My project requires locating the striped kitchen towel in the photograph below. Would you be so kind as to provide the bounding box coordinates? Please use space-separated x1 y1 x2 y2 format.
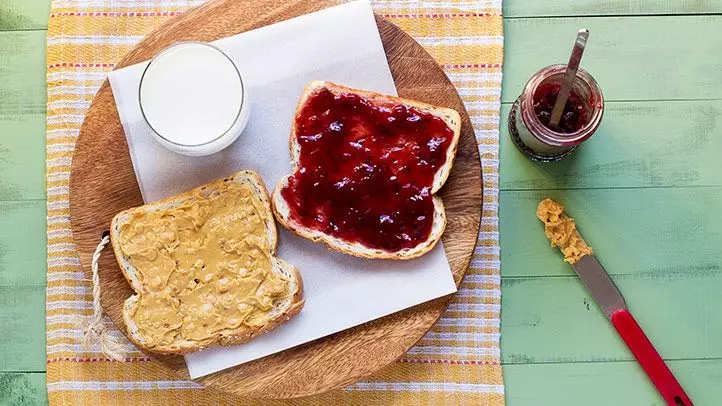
45 0 504 404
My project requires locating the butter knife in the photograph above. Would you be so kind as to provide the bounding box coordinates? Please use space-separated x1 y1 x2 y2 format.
572 254 693 406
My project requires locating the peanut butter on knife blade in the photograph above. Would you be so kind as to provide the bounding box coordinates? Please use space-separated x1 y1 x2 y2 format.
536 198 593 264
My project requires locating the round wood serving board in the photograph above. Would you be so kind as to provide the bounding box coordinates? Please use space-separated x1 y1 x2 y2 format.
69 0 482 399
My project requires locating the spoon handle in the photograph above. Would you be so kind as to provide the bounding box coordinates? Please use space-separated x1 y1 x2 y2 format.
549 29 589 130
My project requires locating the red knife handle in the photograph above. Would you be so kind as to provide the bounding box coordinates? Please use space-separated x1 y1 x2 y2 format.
611 308 693 406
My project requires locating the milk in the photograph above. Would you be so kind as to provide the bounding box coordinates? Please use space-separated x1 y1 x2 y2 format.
139 42 248 155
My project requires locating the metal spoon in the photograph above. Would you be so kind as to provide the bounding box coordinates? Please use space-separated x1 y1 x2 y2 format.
549 29 589 130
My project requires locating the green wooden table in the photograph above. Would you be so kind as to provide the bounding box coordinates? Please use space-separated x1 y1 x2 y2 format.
1 1 721 404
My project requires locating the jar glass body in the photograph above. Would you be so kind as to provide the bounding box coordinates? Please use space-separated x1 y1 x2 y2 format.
509 64 604 161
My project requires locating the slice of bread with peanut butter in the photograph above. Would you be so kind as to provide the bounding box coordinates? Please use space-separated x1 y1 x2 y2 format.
110 170 303 355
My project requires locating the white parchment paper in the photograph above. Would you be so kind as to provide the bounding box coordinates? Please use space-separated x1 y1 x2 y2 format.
107 0 456 379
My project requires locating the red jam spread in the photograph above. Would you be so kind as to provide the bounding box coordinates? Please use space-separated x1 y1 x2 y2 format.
533 83 589 134
280 88 455 252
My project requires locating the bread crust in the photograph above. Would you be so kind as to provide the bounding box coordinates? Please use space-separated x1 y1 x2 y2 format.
111 170 304 355
273 81 460 260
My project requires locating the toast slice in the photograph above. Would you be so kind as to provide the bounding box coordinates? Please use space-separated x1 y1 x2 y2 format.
110 170 303 355
272 81 461 260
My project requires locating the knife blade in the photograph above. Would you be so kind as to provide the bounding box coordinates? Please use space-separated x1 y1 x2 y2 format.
571 255 626 319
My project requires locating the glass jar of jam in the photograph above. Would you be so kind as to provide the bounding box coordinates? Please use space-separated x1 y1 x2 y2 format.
508 64 604 161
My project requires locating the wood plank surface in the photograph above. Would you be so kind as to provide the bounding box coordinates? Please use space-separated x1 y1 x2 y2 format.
0 2 49 400
500 272 722 363
0 286 45 372
503 359 722 405
0 30 46 202
0 120 46 201
497 13 722 406
504 0 722 18
0 373 46 405
0 0 50 31
500 101 722 190
0 201 47 286
500 187 722 278
0 31 47 117
502 16 722 102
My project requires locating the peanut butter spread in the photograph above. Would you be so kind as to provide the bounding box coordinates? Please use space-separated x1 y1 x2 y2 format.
117 181 290 348
536 198 593 264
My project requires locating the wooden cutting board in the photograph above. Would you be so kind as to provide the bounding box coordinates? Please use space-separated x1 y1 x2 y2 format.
69 0 482 399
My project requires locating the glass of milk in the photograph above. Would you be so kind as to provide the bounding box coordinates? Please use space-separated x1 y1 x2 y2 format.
138 42 250 156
